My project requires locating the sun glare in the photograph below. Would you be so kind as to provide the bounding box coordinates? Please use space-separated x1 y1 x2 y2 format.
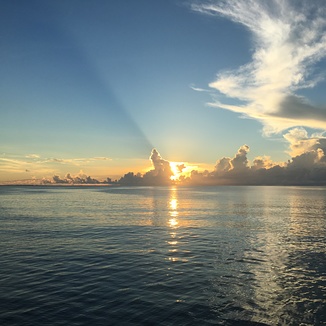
170 161 199 181
170 162 184 181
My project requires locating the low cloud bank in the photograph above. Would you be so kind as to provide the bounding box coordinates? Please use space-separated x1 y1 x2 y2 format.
118 129 326 186
118 149 173 186
44 128 326 186
187 148 326 186
42 171 112 185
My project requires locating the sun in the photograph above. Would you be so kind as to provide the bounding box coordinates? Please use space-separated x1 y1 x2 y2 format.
170 162 185 181
169 162 202 181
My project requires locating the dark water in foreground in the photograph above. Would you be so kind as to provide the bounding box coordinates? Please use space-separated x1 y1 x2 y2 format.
0 186 325 325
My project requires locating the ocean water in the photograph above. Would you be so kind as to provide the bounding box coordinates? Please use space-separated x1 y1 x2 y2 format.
0 186 325 326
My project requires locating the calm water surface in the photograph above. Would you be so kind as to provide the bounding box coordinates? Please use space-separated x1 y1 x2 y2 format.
0 186 325 325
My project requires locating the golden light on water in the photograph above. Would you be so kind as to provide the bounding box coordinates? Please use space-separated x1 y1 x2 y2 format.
170 198 177 210
168 192 180 262
167 190 190 264
169 188 179 227
168 218 178 227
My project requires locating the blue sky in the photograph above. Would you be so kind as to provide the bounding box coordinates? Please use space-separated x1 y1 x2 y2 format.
1 0 326 183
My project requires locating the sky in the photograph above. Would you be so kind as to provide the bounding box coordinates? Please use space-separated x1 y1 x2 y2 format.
1 0 326 185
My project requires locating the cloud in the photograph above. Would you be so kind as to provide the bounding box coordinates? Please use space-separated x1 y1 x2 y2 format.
1 154 112 171
181 144 326 186
0 157 36 174
148 148 173 176
283 127 326 157
230 144 250 171
40 157 112 165
251 156 275 170
0 152 113 183
119 149 173 186
0 157 28 166
25 154 40 159
213 145 250 176
52 175 69 184
192 0 326 134
5 139 326 186
92 157 112 161
176 163 186 173
190 84 211 92
182 127 326 185
50 141 326 186
274 95 326 121
46 170 111 185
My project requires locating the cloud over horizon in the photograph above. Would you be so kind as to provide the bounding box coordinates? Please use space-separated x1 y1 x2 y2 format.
192 0 326 134
4 134 326 186
90 135 326 186
46 170 111 185
118 149 173 186
117 129 326 185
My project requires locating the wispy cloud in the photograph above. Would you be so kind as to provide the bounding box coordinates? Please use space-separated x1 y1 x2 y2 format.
189 84 211 92
25 154 40 159
0 156 57 176
0 154 112 177
192 0 326 134
37 157 112 165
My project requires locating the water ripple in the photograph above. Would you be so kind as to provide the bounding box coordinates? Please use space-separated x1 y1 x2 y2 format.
0 186 325 325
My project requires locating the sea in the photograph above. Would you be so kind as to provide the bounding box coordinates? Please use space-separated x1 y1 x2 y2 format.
0 185 325 326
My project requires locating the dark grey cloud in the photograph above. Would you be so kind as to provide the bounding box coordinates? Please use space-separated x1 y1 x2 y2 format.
271 95 326 121
45 173 111 185
184 142 326 186
119 149 173 186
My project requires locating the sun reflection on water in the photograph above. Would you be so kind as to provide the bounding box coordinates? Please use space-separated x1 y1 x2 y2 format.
167 188 182 263
170 198 178 211
168 217 178 227
169 188 179 228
